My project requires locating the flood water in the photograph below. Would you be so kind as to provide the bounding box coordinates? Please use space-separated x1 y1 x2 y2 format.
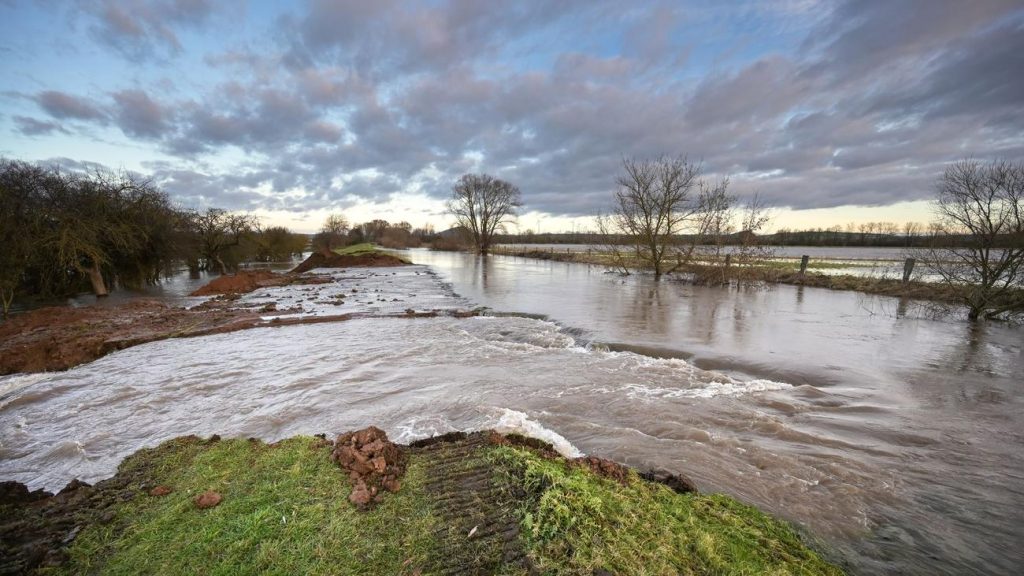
2 251 1023 575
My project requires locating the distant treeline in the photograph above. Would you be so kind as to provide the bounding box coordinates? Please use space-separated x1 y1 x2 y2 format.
0 160 309 316
493 228 1018 249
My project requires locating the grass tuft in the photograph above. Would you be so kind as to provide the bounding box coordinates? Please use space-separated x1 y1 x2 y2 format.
490 445 843 575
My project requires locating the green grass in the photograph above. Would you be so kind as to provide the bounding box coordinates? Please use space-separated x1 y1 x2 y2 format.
491 445 843 576
331 243 379 256
49 437 435 576
46 436 843 575
331 242 412 264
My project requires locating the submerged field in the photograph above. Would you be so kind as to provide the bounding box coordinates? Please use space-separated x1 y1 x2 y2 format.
3 433 842 575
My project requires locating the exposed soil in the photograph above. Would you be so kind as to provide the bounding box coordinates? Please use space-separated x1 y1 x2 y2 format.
189 269 331 297
0 448 168 575
331 427 407 509
414 432 530 574
0 300 263 375
290 251 410 274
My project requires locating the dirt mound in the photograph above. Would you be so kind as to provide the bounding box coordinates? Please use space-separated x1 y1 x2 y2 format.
290 251 408 274
331 427 407 509
190 270 282 296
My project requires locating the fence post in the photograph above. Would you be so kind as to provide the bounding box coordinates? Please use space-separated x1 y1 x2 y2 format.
799 255 809 275
902 258 916 284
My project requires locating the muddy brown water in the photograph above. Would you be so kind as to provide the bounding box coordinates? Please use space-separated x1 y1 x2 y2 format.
1 250 1022 574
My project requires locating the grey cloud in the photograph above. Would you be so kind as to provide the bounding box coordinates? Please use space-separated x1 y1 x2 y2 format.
35 90 106 121
19 0 1024 218
13 116 70 136
81 0 219 60
111 89 170 138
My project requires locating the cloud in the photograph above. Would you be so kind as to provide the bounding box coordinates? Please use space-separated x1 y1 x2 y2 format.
35 91 106 121
80 0 219 60
14 116 70 136
111 89 170 138
8 0 1024 219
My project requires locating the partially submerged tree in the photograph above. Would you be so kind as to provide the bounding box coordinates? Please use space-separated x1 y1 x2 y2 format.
184 208 259 274
923 158 1024 320
598 156 720 279
447 174 521 255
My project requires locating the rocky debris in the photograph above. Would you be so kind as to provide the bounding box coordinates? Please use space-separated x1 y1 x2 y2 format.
640 469 698 494
149 485 173 497
290 251 409 274
194 491 222 509
331 427 407 509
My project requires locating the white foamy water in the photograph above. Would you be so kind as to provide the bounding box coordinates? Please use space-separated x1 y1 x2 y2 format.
228 265 468 319
0 315 778 490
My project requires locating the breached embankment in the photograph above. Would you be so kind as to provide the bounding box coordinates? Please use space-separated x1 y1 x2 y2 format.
0 428 843 575
0 256 442 376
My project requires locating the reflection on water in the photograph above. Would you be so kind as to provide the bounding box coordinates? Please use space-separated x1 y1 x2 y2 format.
1 250 1022 575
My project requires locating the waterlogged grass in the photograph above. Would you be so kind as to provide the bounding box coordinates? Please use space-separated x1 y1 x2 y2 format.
332 242 412 264
332 242 379 256
46 436 842 575
49 437 435 576
491 445 843 576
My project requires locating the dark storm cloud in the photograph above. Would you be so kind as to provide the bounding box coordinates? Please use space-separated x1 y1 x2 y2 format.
23 0 1024 217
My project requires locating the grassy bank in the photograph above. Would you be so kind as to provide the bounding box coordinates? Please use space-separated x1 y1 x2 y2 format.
5 433 844 575
333 242 411 263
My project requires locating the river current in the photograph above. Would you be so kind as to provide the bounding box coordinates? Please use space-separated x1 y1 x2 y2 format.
1 250 1021 574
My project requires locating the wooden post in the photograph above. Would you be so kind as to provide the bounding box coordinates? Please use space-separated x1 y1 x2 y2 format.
799 255 809 275
902 258 916 283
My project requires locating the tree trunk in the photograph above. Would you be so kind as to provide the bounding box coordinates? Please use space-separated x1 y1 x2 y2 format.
88 262 109 297
1 288 13 319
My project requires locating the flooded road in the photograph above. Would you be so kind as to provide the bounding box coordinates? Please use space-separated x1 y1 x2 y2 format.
2 253 1023 574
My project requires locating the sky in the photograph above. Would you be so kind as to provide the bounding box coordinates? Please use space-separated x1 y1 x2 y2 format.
1 0 1022 233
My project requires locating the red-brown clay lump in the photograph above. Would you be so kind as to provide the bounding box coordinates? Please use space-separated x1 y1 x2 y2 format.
193 491 222 509
331 426 407 510
149 485 173 497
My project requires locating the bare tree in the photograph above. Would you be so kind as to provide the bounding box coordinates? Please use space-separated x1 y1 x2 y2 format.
600 156 713 279
903 221 922 246
731 192 774 268
315 213 349 253
447 173 521 255
185 208 259 274
923 158 1024 320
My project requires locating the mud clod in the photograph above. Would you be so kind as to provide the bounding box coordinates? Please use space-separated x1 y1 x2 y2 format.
331 427 407 509
194 491 222 509
149 485 173 497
